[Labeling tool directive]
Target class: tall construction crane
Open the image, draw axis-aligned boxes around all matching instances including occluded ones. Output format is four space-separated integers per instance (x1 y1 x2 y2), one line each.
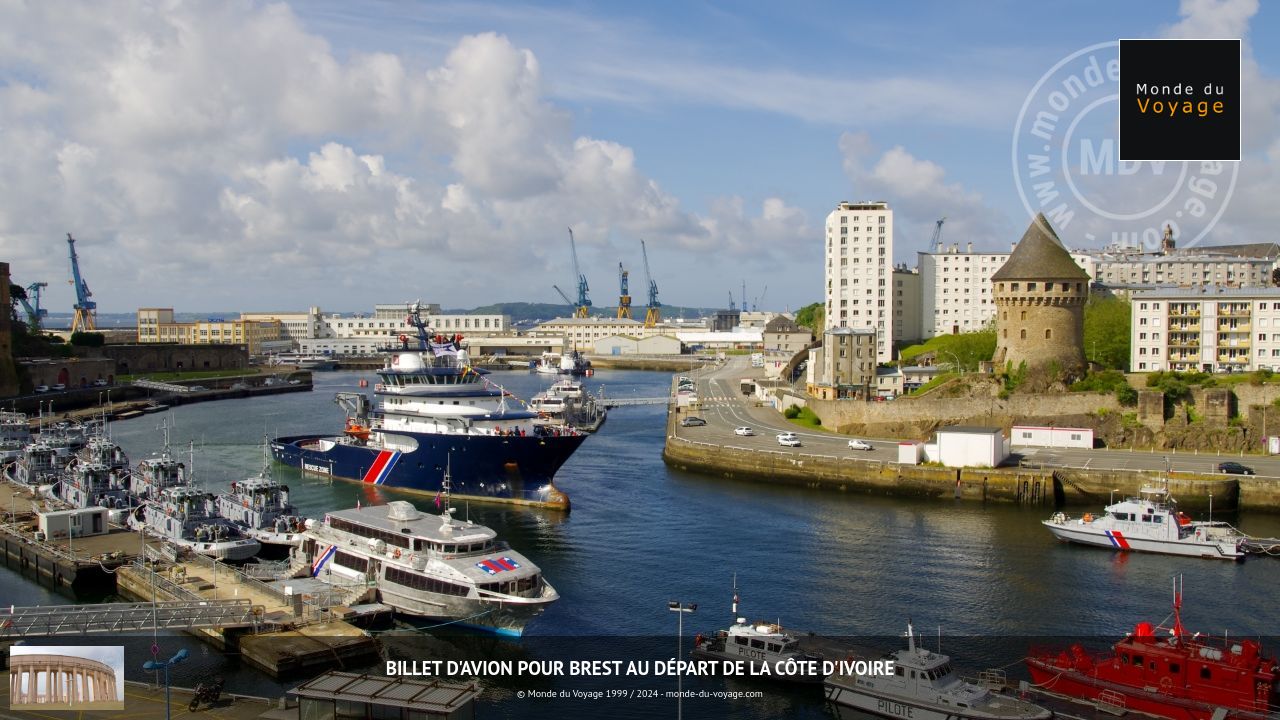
553 285 575 307
640 240 661 328
931 217 946 249
753 285 768 313
728 290 736 312
616 263 632 320
12 282 48 332
567 227 591 318
67 233 97 333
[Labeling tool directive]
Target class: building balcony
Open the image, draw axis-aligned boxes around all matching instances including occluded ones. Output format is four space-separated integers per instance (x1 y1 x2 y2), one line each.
1216 324 1250 332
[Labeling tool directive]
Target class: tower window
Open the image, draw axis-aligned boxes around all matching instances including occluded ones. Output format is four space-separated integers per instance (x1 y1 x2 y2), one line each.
1045 329 1052 339
1020 329 1027 340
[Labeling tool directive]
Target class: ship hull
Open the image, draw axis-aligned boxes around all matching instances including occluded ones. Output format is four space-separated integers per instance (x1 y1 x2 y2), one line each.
1043 522 1243 560
1025 658 1271 720
270 432 586 508
826 678 1050 720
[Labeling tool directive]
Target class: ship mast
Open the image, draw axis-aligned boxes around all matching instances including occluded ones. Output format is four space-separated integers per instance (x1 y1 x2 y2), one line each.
1171 575 1186 639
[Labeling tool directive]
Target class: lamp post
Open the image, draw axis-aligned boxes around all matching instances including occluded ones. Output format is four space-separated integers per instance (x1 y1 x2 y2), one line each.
143 648 188 720
668 601 696 720
941 350 964 375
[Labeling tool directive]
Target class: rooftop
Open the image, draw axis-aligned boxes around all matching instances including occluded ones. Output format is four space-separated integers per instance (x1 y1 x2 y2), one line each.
291 672 478 715
1133 286 1280 299
991 213 1091 281
938 425 1003 436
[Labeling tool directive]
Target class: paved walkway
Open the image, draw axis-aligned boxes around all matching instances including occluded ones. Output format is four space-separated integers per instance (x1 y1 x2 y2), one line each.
1 673 292 720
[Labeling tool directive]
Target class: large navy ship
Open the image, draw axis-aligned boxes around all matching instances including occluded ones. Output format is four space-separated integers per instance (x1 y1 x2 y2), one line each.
271 303 587 508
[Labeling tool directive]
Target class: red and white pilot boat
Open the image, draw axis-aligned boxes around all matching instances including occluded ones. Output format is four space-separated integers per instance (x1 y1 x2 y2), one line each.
1043 484 1246 560
1026 579 1279 720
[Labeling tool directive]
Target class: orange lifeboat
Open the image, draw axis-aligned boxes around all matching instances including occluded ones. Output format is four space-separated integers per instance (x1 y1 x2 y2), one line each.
344 419 371 442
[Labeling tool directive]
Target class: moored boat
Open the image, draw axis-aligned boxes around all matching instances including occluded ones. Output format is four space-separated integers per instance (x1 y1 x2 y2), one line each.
211 468 304 557
827 622 1051 720
1043 484 1246 560
1025 579 1279 720
298 467 557 636
128 486 260 562
271 302 586 508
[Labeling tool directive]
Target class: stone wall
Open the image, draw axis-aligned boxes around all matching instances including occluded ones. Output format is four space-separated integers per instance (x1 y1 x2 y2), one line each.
90 344 248 374
807 391 1118 439
20 358 117 387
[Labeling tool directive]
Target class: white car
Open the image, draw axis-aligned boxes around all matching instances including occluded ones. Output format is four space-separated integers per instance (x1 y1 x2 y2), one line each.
734 427 754 436
778 436 801 447
847 439 873 451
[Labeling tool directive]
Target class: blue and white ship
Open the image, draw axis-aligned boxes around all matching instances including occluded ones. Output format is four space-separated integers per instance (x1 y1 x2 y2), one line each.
271 302 587 508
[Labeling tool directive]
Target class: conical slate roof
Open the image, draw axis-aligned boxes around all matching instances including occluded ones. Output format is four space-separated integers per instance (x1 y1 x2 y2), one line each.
991 213 1089 281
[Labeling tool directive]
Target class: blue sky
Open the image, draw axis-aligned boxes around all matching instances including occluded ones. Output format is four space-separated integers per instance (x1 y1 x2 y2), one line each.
0 0 1276 314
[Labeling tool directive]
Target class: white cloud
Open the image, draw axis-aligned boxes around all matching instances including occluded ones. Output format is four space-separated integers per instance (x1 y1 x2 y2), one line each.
0 1 807 311
838 132 1010 257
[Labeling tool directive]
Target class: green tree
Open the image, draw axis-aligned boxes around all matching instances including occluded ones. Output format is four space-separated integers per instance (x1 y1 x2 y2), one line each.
794 302 824 332
899 327 995 370
69 332 105 347
1083 295 1131 370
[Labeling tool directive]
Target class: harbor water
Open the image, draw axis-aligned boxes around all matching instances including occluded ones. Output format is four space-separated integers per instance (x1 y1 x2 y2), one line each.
6 369 1280 719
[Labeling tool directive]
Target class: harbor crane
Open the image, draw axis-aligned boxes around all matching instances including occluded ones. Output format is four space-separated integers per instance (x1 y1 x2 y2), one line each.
753 285 768 313
567 227 591 318
12 282 48 332
67 233 97 332
553 285 575 308
640 240 661 328
616 263 632 320
931 217 946 249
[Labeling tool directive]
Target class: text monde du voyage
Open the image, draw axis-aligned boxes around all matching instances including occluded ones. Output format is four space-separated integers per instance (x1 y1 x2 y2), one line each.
1134 83 1228 118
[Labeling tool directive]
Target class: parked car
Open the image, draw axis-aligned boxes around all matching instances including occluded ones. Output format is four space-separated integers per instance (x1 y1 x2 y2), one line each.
92 379 109 387
734 427 755 436
34 385 49 393
847 439 873 451
680 416 707 427
1217 461 1256 475
776 431 798 442
778 435 802 447
51 383 66 391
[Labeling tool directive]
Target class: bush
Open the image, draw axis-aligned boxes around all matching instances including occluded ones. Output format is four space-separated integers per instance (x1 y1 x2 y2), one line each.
1251 368 1274 386
1115 385 1138 406
1071 369 1129 393
69 332 105 347
783 406 800 419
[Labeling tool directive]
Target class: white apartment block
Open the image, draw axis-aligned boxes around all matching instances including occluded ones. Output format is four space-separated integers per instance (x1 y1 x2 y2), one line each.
1092 252 1275 288
1129 287 1280 373
918 244 1096 338
825 201 893 361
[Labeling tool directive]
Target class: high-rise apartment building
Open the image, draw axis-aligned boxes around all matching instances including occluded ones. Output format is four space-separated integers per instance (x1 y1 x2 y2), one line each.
825 201 893 361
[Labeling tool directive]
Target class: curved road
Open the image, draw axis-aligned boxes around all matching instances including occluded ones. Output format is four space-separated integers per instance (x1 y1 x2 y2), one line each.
671 357 1280 479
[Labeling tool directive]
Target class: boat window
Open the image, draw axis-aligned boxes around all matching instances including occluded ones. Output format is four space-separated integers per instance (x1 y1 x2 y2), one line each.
1200 666 1211 679
767 644 781 653
895 667 904 677
385 567 469 596
750 640 765 649
1149 661 1157 670
910 670 917 679
1112 512 1127 520
1169 663 1180 673
1153 515 1163 523
734 637 748 646
1142 515 1152 522
1132 655 1143 666
334 551 369 573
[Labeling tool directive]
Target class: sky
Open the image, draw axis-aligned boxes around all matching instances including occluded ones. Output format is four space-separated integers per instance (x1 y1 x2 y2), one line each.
0 0 1277 315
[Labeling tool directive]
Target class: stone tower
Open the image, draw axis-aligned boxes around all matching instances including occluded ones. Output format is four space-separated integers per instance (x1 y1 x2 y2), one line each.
991 214 1089 373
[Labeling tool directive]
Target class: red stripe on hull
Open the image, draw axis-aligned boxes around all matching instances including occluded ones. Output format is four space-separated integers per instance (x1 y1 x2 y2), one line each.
1112 530 1131 550
362 451 392 483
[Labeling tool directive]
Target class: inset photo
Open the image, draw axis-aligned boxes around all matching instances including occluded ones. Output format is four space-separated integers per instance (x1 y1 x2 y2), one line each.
8 645 125 711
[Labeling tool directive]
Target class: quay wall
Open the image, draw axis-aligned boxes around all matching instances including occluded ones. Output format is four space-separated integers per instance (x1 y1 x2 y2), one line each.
806 392 1118 439
662 413 1271 511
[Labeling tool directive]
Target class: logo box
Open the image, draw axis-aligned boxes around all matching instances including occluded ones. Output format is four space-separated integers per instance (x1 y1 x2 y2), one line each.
1119 39 1240 161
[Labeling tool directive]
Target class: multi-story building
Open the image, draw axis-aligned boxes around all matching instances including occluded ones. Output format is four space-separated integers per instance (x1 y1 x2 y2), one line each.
824 201 893 361
240 308 325 343
917 243 1095 339
891 266 921 345
1093 252 1275 288
533 317 656 351
806 327 877 400
1129 287 1280 373
135 308 289 355
762 316 812 356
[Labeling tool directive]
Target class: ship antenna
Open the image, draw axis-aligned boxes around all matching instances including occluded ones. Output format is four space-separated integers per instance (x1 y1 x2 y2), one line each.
440 454 452 516
732 573 739 617
1171 575 1186 639
906 619 916 654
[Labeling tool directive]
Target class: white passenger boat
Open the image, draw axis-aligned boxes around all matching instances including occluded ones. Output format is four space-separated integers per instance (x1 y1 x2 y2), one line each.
1043 484 1245 560
826 622 1051 720
299 468 558 636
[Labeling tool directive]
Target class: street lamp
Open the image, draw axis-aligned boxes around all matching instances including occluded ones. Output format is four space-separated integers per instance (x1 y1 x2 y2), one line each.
668 601 696 720
941 350 964 375
143 648 188 720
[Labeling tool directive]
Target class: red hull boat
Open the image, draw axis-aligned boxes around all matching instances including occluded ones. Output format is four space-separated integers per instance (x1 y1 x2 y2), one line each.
1026 581 1278 720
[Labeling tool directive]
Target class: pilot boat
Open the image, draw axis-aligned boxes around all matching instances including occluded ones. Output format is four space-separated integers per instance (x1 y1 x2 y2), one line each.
211 467 304 557
1026 579 1278 720
691 582 827 683
1043 484 1246 560
826 622 1051 720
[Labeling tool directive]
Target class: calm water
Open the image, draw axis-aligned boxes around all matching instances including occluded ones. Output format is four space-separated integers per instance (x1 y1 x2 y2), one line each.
6 369 1280 719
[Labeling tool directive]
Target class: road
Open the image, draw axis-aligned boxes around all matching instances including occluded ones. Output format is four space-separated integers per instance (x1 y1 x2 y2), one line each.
670 356 1280 479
